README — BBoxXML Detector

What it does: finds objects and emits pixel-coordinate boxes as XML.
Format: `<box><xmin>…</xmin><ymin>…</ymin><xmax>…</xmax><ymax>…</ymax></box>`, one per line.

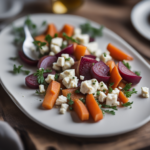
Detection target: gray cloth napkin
<box><xmin>0</xmin><ymin>121</ymin><xmax>24</xmax><ymax>150</ymax></box>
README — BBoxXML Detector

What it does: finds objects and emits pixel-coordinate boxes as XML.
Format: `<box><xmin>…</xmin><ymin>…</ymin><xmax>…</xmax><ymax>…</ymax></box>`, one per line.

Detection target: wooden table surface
<box><xmin>0</xmin><ymin>0</ymin><xmax>150</xmax><ymax>150</ymax></box>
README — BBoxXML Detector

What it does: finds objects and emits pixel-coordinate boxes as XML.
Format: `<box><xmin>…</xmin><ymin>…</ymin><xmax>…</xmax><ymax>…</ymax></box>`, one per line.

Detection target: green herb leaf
<box><xmin>75</xmin><ymin>89</ymin><xmax>80</xmax><ymax>93</ymax></box>
<box><xmin>122</xmin><ymin>60</ymin><xmax>131</xmax><ymax>70</ymax></box>
<box><xmin>102</xmin><ymin>104</ymin><xmax>118</xmax><ymax>110</ymax></box>
<box><xmin>55</xmin><ymin>73</ymin><xmax>59</xmax><ymax>81</ymax></box>
<box><xmin>34</xmin><ymin>68</ymin><xmax>45</xmax><ymax>84</ymax></box>
<box><xmin>67</xmin><ymin>93</ymin><xmax>74</xmax><ymax>105</ymax></box>
<box><xmin>13</xmin><ymin>64</ymin><xmax>30</xmax><ymax>75</ymax></box>
<box><xmin>10</xmin><ymin>57</ymin><xmax>18</xmax><ymax>61</ymax></box>
<box><xmin>42</xmin><ymin>21</ymin><xmax>47</xmax><ymax>26</ymax></box>
<box><xmin>96</xmin><ymin>91</ymin><xmax>100</xmax><ymax>96</ymax></box>
<box><xmin>103</xmin><ymin>109</ymin><xmax>115</xmax><ymax>115</ymax></box>
<box><xmin>62</xmin><ymin>32</ymin><xmax>79</xmax><ymax>44</ymax></box>
<box><xmin>45</xmin><ymin>69</ymin><xmax>52</xmax><ymax>73</ymax></box>
<box><xmin>54</xmin><ymin>33</ymin><xmax>58</xmax><ymax>37</ymax></box>
<box><xmin>135</xmin><ymin>71</ymin><xmax>141</xmax><ymax>76</ymax></box>
<box><xmin>122</xmin><ymin>101</ymin><xmax>133</xmax><ymax>108</ymax></box>
<box><xmin>122</xmin><ymin>83</ymin><xmax>132</xmax><ymax>91</ymax></box>
<box><xmin>124</xmin><ymin>88</ymin><xmax>137</xmax><ymax>98</ymax></box>
<box><xmin>79</xmin><ymin>98</ymin><xmax>85</xmax><ymax>104</ymax></box>
<box><xmin>104</xmin><ymin>53</ymin><xmax>106</xmax><ymax>57</ymax></box>
<box><xmin>108</xmin><ymin>82</ymin><xmax>114</xmax><ymax>93</ymax></box>
<box><xmin>35</xmin><ymin>90</ymin><xmax>45</xmax><ymax>95</ymax></box>
<box><xmin>45</xmin><ymin>34</ymin><xmax>52</xmax><ymax>44</ymax></box>
<box><xmin>65</xmin><ymin>57</ymin><xmax>70</xmax><ymax>61</ymax></box>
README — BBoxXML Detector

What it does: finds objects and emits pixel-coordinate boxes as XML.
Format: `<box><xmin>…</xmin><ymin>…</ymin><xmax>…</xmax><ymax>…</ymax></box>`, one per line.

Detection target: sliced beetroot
<box><xmin>89</xmin><ymin>37</ymin><xmax>95</xmax><ymax>42</ymax></box>
<box><xmin>79</xmin><ymin>57</ymin><xmax>98</xmax><ymax>80</ymax></box>
<box><xmin>55</xmin><ymin>44</ymin><xmax>74</xmax><ymax>57</ymax></box>
<box><xmin>91</xmin><ymin>61</ymin><xmax>110</xmax><ymax>83</ymax></box>
<box><xmin>25</xmin><ymin>71</ymin><xmax>56</xmax><ymax>89</ymax></box>
<box><xmin>19</xmin><ymin>50</ymin><xmax>38</xmax><ymax>66</ymax></box>
<box><xmin>118</xmin><ymin>61</ymin><xmax>142</xmax><ymax>85</ymax></box>
<box><xmin>37</xmin><ymin>55</ymin><xmax>57</xmax><ymax>69</ymax></box>
<box><xmin>84</xmin><ymin>55</ymin><xmax>96</xmax><ymax>59</ymax></box>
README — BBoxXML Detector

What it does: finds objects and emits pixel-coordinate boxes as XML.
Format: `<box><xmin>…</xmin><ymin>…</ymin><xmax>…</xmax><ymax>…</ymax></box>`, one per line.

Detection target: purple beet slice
<box><xmin>79</xmin><ymin>57</ymin><xmax>98</xmax><ymax>80</ymax></box>
<box><xmin>89</xmin><ymin>37</ymin><xmax>95</xmax><ymax>42</ymax></box>
<box><xmin>19</xmin><ymin>50</ymin><xmax>38</xmax><ymax>66</ymax></box>
<box><xmin>118</xmin><ymin>61</ymin><xmax>142</xmax><ymax>85</ymax></box>
<box><xmin>25</xmin><ymin>71</ymin><xmax>56</xmax><ymax>89</ymax></box>
<box><xmin>84</xmin><ymin>55</ymin><xmax>96</xmax><ymax>59</ymax></box>
<box><xmin>91</xmin><ymin>61</ymin><xmax>110</xmax><ymax>83</ymax></box>
<box><xmin>37</xmin><ymin>55</ymin><xmax>57</xmax><ymax>69</ymax></box>
<box><xmin>55</xmin><ymin>44</ymin><xmax>74</xmax><ymax>57</ymax></box>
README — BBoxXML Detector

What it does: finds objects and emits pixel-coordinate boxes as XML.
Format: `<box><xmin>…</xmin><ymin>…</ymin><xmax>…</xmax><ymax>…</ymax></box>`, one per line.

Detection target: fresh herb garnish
<box><xmin>103</xmin><ymin>110</ymin><xmax>115</xmax><ymax>115</ymax></box>
<box><xmin>54</xmin><ymin>33</ymin><xmax>58</xmax><ymax>37</ymax></box>
<box><xmin>34</xmin><ymin>68</ymin><xmax>45</xmax><ymax>84</ymax></box>
<box><xmin>135</xmin><ymin>71</ymin><xmax>141</xmax><ymax>76</ymax></box>
<box><xmin>108</xmin><ymin>82</ymin><xmax>114</xmax><ymax>93</ymax></box>
<box><xmin>104</xmin><ymin>53</ymin><xmax>106</xmax><ymax>57</ymax></box>
<box><xmin>10</xmin><ymin>57</ymin><xmax>18</xmax><ymax>61</ymax></box>
<box><xmin>55</xmin><ymin>73</ymin><xmax>59</xmax><ymax>81</ymax></box>
<box><xmin>24</xmin><ymin>16</ymin><xmax>36</xmax><ymax>29</ymax></box>
<box><xmin>62</xmin><ymin>32</ymin><xmax>79</xmax><ymax>44</ymax></box>
<box><xmin>80</xmin><ymin>22</ymin><xmax>104</xmax><ymax>38</ymax></box>
<box><xmin>67</xmin><ymin>93</ymin><xmax>74</xmax><ymax>110</ymax></box>
<box><xmin>122</xmin><ymin>60</ymin><xmax>131</xmax><ymax>70</ymax></box>
<box><xmin>102</xmin><ymin>104</ymin><xmax>118</xmax><ymax>110</ymax></box>
<box><xmin>79</xmin><ymin>98</ymin><xmax>85</xmax><ymax>104</ymax></box>
<box><xmin>45</xmin><ymin>69</ymin><xmax>52</xmax><ymax>73</ymax></box>
<box><xmin>41</xmin><ymin>21</ymin><xmax>47</xmax><ymax>26</ymax></box>
<box><xmin>122</xmin><ymin>83</ymin><xmax>132</xmax><ymax>91</ymax></box>
<box><xmin>45</xmin><ymin>34</ymin><xmax>52</xmax><ymax>45</ymax></box>
<box><xmin>75</xmin><ymin>89</ymin><xmax>80</xmax><ymax>93</ymax></box>
<box><xmin>65</xmin><ymin>57</ymin><xmax>70</xmax><ymax>61</ymax></box>
<box><xmin>92</xmin><ymin>82</ymin><xmax>95</xmax><ymax>85</ymax></box>
<box><xmin>103</xmin><ymin>89</ymin><xmax>106</xmax><ymax>92</ymax></box>
<box><xmin>122</xmin><ymin>101</ymin><xmax>133</xmax><ymax>108</ymax></box>
<box><xmin>35</xmin><ymin>90</ymin><xmax>45</xmax><ymax>95</ymax></box>
<box><xmin>97</xmin><ymin>91</ymin><xmax>100</xmax><ymax>96</ymax></box>
<box><xmin>13</xmin><ymin>64</ymin><xmax>30</xmax><ymax>75</ymax></box>
<box><xmin>33</xmin><ymin>40</ymin><xmax>47</xmax><ymax>50</ymax></box>
<box><xmin>61</xmin><ymin>42</ymin><xmax>67</xmax><ymax>49</ymax></box>
<box><xmin>124</xmin><ymin>88</ymin><xmax>137</xmax><ymax>98</ymax></box>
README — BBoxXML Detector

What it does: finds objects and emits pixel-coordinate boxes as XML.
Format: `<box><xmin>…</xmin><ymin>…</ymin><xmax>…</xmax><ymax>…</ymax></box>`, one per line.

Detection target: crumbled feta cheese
<box><xmin>45</xmin><ymin>74</ymin><xmax>55</xmax><ymax>83</ymax></box>
<box><xmin>84</xmin><ymin>42</ymin><xmax>98</xmax><ymax>53</ymax></box>
<box><xmin>61</xmin><ymin>53</ymin><xmax>69</xmax><ymax>59</ymax></box>
<box><xmin>75</xmin><ymin>34</ymin><xmax>89</xmax><ymax>44</ymax></box>
<box><xmin>40</xmin><ymin>45</ymin><xmax>49</xmax><ymax>55</ymax></box>
<box><xmin>100</xmin><ymin>52</ymin><xmax>112</xmax><ymax>63</ymax></box>
<box><xmin>49</xmin><ymin>51</ymin><xmax>55</xmax><ymax>56</ymax></box>
<box><xmin>51</xmin><ymin>44</ymin><xmax>61</xmax><ymax>54</ymax></box>
<box><xmin>98</xmin><ymin>91</ymin><xmax>107</xmax><ymax>103</ymax></box>
<box><xmin>141</xmin><ymin>87</ymin><xmax>149</xmax><ymax>98</ymax></box>
<box><xmin>118</xmin><ymin>86</ymin><xmax>122</xmax><ymax>90</ymax></box>
<box><xmin>112</xmin><ymin>88</ymin><xmax>120</xmax><ymax>96</ymax></box>
<box><xmin>53</xmin><ymin>62</ymin><xmax>61</xmax><ymax>71</ymax></box>
<box><xmin>69</xmin><ymin>57</ymin><xmax>75</xmax><ymax>65</ymax></box>
<box><xmin>51</xmin><ymin>37</ymin><xmax>63</xmax><ymax>47</ymax></box>
<box><xmin>98</xmin><ymin>81</ymin><xmax>108</xmax><ymax>91</ymax></box>
<box><xmin>56</xmin><ymin>57</ymin><xmax>65</xmax><ymax>67</ymax></box>
<box><xmin>80</xmin><ymin>75</ymin><xmax>84</xmax><ymax>80</ymax></box>
<box><xmin>59</xmin><ymin>69</ymin><xmax>75</xmax><ymax>80</ymax></box>
<box><xmin>74</xmin><ymin>28</ymin><xmax>81</xmax><ymax>35</ymax></box>
<box><xmin>30</xmin><ymin>45</ymin><xmax>36</xmax><ymax>51</ymax></box>
<box><xmin>39</xmin><ymin>84</ymin><xmax>45</xmax><ymax>93</ymax></box>
<box><xmin>96</xmin><ymin>57</ymin><xmax>100</xmax><ymax>61</ymax></box>
<box><xmin>94</xmin><ymin>49</ymin><xmax>102</xmax><ymax>57</ymax></box>
<box><xmin>63</xmin><ymin>40</ymin><xmax>67</xmax><ymax>45</ymax></box>
<box><xmin>62</xmin><ymin>76</ymin><xmax>78</xmax><ymax>88</ymax></box>
<box><xmin>60</xmin><ymin>103</ymin><xmax>69</xmax><ymax>114</ymax></box>
<box><xmin>80</xmin><ymin>79</ymin><xmax>99</xmax><ymax>94</ymax></box>
<box><xmin>106</xmin><ymin>94</ymin><xmax>119</xmax><ymax>106</ymax></box>
<box><xmin>62</xmin><ymin>62</ymin><xmax>72</xmax><ymax>71</ymax></box>
<box><xmin>55</xmin><ymin>95</ymin><xmax>67</xmax><ymax>105</ymax></box>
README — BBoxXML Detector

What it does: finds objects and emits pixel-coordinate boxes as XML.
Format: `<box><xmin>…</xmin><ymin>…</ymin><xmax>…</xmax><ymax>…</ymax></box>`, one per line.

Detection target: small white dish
<box><xmin>131</xmin><ymin>0</ymin><xmax>150</xmax><ymax>40</ymax></box>
<box><xmin>0</xmin><ymin>14</ymin><xmax>150</xmax><ymax>138</ymax></box>
<box><xmin>0</xmin><ymin>0</ymin><xmax>23</xmax><ymax>20</ymax></box>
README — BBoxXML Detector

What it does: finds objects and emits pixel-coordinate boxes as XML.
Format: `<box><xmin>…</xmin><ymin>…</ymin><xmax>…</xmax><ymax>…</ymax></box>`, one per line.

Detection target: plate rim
<box><xmin>0</xmin><ymin>13</ymin><xmax>150</xmax><ymax>138</ymax></box>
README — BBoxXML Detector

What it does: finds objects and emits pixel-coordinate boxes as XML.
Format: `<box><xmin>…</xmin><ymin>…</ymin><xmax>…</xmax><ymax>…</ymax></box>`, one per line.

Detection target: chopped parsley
<box><xmin>80</xmin><ymin>22</ymin><xmax>104</xmax><ymax>38</ymax></box>
<box><xmin>122</xmin><ymin>60</ymin><xmax>131</xmax><ymax>70</ymax></box>
<box><xmin>54</xmin><ymin>33</ymin><xmax>58</xmax><ymax>37</ymax></box>
<box><xmin>13</xmin><ymin>64</ymin><xmax>30</xmax><ymax>75</ymax></box>
<box><xmin>75</xmin><ymin>89</ymin><xmax>80</xmax><ymax>93</ymax></box>
<box><xmin>41</xmin><ymin>21</ymin><xmax>47</xmax><ymax>26</ymax></box>
<box><xmin>65</xmin><ymin>57</ymin><xmax>70</xmax><ymax>61</ymax></box>
<box><xmin>55</xmin><ymin>73</ymin><xmax>59</xmax><ymax>81</ymax></box>
<box><xmin>79</xmin><ymin>98</ymin><xmax>85</xmax><ymax>104</ymax></box>
<box><xmin>10</xmin><ymin>57</ymin><xmax>18</xmax><ymax>61</ymax></box>
<box><xmin>62</xmin><ymin>32</ymin><xmax>79</xmax><ymax>44</ymax></box>
<box><xmin>135</xmin><ymin>71</ymin><xmax>141</xmax><ymax>76</ymax></box>
<box><xmin>102</xmin><ymin>104</ymin><xmax>118</xmax><ymax>110</ymax></box>
<box><xmin>104</xmin><ymin>53</ymin><xmax>106</xmax><ymax>57</ymax></box>
<box><xmin>45</xmin><ymin>34</ymin><xmax>52</xmax><ymax>45</ymax></box>
<box><xmin>123</xmin><ymin>83</ymin><xmax>132</xmax><ymax>91</ymax></box>
<box><xmin>92</xmin><ymin>82</ymin><xmax>95</xmax><ymax>85</ymax></box>
<box><xmin>35</xmin><ymin>90</ymin><xmax>45</xmax><ymax>95</ymax></box>
<box><xmin>97</xmin><ymin>91</ymin><xmax>100</xmax><ymax>96</ymax></box>
<box><xmin>33</xmin><ymin>40</ymin><xmax>47</xmax><ymax>49</ymax></box>
<box><xmin>108</xmin><ymin>82</ymin><xmax>114</xmax><ymax>93</ymax></box>
<box><xmin>103</xmin><ymin>110</ymin><xmax>115</xmax><ymax>115</ymax></box>
<box><xmin>122</xmin><ymin>101</ymin><xmax>133</xmax><ymax>108</ymax></box>
<box><xmin>67</xmin><ymin>93</ymin><xmax>74</xmax><ymax>110</ymax></box>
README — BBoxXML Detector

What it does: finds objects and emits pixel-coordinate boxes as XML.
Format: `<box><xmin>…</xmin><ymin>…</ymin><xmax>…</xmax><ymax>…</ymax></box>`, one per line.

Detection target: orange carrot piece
<box><xmin>74</xmin><ymin>99</ymin><xmax>89</xmax><ymax>121</ymax></box>
<box><xmin>107</xmin><ymin>43</ymin><xmax>133</xmax><ymax>61</ymax></box>
<box><xmin>74</xmin><ymin>45</ymin><xmax>87</xmax><ymax>60</ymax></box>
<box><xmin>42</xmin><ymin>81</ymin><xmax>61</xmax><ymax>109</ymax></box>
<box><xmin>45</xmin><ymin>24</ymin><xmax>57</xmax><ymax>37</ymax></box>
<box><xmin>59</xmin><ymin>24</ymin><xmax>74</xmax><ymax>37</ymax></box>
<box><xmin>118</xmin><ymin>81</ymin><xmax>126</xmax><ymax>89</ymax></box>
<box><xmin>62</xmin><ymin>88</ymin><xmax>85</xmax><ymax>101</ymax></box>
<box><xmin>106</xmin><ymin>60</ymin><xmax>115</xmax><ymax>73</ymax></box>
<box><xmin>86</xmin><ymin>94</ymin><xmax>103</xmax><ymax>122</ymax></box>
<box><xmin>119</xmin><ymin>91</ymin><xmax>129</xmax><ymax>103</ymax></box>
<box><xmin>109</xmin><ymin>66</ymin><xmax>122</xmax><ymax>89</ymax></box>
<box><xmin>34</xmin><ymin>35</ymin><xmax>47</xmax><ymax>44</ymax></box>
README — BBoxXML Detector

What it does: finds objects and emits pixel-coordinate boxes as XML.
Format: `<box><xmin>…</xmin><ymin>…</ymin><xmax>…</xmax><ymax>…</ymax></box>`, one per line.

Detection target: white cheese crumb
<box><xmin>74</xmin><ymin>28</ymin><xmax>81</xmax><ymax>35</ymax></box>
<box><xmin>80</xmin><ymin>79</ymin><xmax>99</xmax><ymax>94</ymax></box>
<box><xmin>98</xmin><ymin>91</ymin><xmax>107</xmax><ymax>103</ymax></box>
<box><xmin>80</xmin><ymin>75</ymin><xmax>84</xmax><ymax>80</ymax></box>
<box><xmin>106</xmin><ymin>94</ymin><xmax>119</xmax><ymax>106</ymax></box>
<box><xmin>98</xmin><ymin>81</ymin><xmax>108</xmax><ymax>91</ymax></box>
<box><xmin>75</xmin><ymin>34</ymin><xmax>89</xmax><ymax>44</ymax></box>
<box><xmin>100</xmin><ymin>52</ymin><xmax>112</xmax><ymax>63</ymax></box>
<box><xmin>51</xmin><ymin>44</ymin><xmax>61</xmax><ymax>54</ymax></box>
<box><xmin>45</xmin><ymin>74</ymin><xmax>55</xmax><ymax>84</ymax></box>
<box><xmin>40</xmin><ymin>45</ymin><xmax>49</xmax><ymax>55</ymax></box>
<box><xmin>62</xmin><ymin>62</ymin><xmax>72</xmax><ymax>71</ymax></box>
<box><xmin>118</xmin><ymin>86</ymin><xmax>122</xmax><ymax>90</ymax></box>
<box><xmin>39</xmin><ymin>84</ymin><xmax>45</xmax><ymax>93</ymax></box>
<box><xmin>60</xmin><ymin>103</ymin><xmax>69</xmax><ymax>114</ymax></box>
<box><xmin>56</xmin><ymin>57</ymin><xmax>65</xmax><ymax>67</ymax></box>
<box><xmin>49</xmin><ymin>51</ymin><xmax>55</xmax><ymax>56</ymax></box>
<box><xmin>61</xmin><ymin>53</ymin><xmax>69</xmax><ymax>59</ymax></box>
<box><xmin>112</xmin><ymin>88</ymin><xmax>120</xmax><ymax>96</ymax></box>
<box><xmin>53</xmin><ymin>62</ymin><xmax>61</xmax><ymax>71</ymax></box>
<box><xmin>96</xmin><ymin>57</ymin><xmax>100</xmax><ymax>61</ymax></box>
<box><xmin>141</xmin><ymin>87</ymin><xmax>149</xmax><ymax>98</ymax></box>
<box><xmin>55</xmin><ymin>95</ymin><xmax>67</xmax><ymax>105</ymax></box>
<box><xmin>59</xmin><ymin>69</ymin><xmax>75</xmax><ymax>80</ymax></box>
<box><xmin>51</xmin><ymin>37</ymin><xmax>63</xmax><ymax>47</ymax></box>
<box><xmin>84</xmin><ymin>42</ymin><xmax>98</xmax><ymax>53</ymax></box>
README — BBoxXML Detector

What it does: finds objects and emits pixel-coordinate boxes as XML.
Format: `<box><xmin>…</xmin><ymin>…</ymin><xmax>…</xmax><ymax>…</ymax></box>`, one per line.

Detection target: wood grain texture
<box><xmin>0</xmin><ymin>0</ymin><xmax>150</xmax><ymax>150</ymax></box>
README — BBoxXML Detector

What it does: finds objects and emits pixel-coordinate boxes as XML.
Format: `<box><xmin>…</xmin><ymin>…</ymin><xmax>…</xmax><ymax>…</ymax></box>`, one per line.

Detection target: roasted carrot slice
<box><xmin>118</xmin><ymin>81</ymin><xmax>126</xmax><ymax>89</ymax></box>
<box><xmin>109</xmin><ymin>66</ymin><xmax>122</xmax><ymax>89</ymax></box>
<box><xmin>62</xmin><ymin>88</ymin><xmax>85</xmax><ymax>101</ymax></box>
<box><xmin>74</xmin><ymin>45</ymin><xmax>87</xmax><ymax>60</ymax></box>
<box><xmin>45</xmin><ymin>24</ymin><xmax>57</xmax><ymax>37</ymax></box>
<box><xmin>42</xmin><ymin>81</ymin><xmax>61</xmax><ymax>109</ymax></box>
<box><xmin>106</xmin><ymin>60</ymin><xmax>115</xmax><ymax>73</ymax></box>
<box><xmin>107</xmin><ymin>43</ymin><xmax>133</xmax><ymax>61</ymax></box>
<box><xmin>34</xmin><ymin>35</ymin><xmax>47</xmax><ymax>44</ymax></box>
<box><xmin>59</xmin><ymin>24</ymin><xmax>74</xmax><ymax>37</ymax></box>
<box><xmin>86</xmin><ymin>94</ymin><xmax>103</xmax><ymax>122</ymax></box>
<box><xmin>119</xmin><ymin>91</ymin><xmax>129</xmax><ymax>103</ymax></box>
<box><xmin>74</xmin><ymin>99</ymin><xmax>89</xmax><ymax>121</ymax></box>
